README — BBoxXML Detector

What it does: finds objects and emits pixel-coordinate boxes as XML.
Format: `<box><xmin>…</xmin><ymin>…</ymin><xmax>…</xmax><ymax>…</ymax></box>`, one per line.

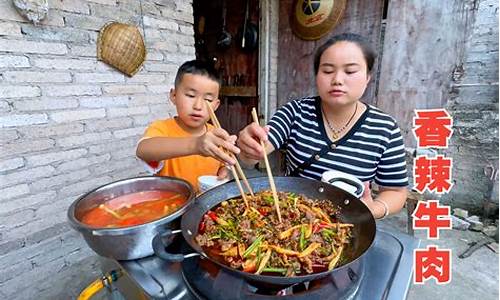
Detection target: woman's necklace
<box><xmin>322</xmin><ymin>102</ymin><xmax>358</xmax><ymax>140</ymax></box>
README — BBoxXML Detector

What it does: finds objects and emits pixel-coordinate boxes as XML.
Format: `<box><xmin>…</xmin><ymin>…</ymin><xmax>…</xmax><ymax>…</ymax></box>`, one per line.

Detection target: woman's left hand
<box><xmin>360</xmin><ymin>182</ymin><xmax>407</xmax><ymax>219</ymax></box>
<box><xmin>360</xmin><ymin>181</ymin><xmax>385</xmax><ymax>218</ymax></box>
<box><xmin>360</xmin><ymin>181</ymin><xmax>376</xmax><ymax>211</ymax></box>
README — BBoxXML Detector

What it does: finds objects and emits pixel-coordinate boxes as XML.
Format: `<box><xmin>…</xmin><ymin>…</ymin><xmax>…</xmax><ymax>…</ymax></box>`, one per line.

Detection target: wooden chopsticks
<box><xmin>234</xmin><ymin>160</ymin><xmax>255</xmax><ymax>198</ymax></box>
<box><xmin>205</xmin><ymin>101</ymin><xmax>254</xmax><ymax>208</ymax></box>
<box><xmin>251</xmin><ymin>108</ymin><xmax>282</xmax><ymax>223</ymax></box>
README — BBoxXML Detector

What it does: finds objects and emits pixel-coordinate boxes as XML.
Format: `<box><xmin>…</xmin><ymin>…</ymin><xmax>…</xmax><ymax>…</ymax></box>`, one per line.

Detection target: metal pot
<box><xmin>153</xmin><ymin>176</ymin><xmax>376</xmax><ymax>287</ymax></box>
<box><xmin>68</xmin><ymin>176</ymin><xmax>195</xmax><ymax>260</ymax></box>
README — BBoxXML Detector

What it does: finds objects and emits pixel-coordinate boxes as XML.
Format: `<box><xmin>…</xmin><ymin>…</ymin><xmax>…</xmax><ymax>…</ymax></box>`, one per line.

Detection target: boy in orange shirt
<box><xmin>136</xmin><ymin>60</ymin><xmax>240</xmax><ymax>191</ymax></box>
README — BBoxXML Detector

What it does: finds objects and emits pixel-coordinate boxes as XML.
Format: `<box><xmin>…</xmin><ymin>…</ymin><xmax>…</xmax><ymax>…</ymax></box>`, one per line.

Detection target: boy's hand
<box><xmin>196</xmin><ymin>128</ymin><xmax>240</xmax><ymax>165</ymax></box>
<box><xmin>217</xmin><ymin>166</ymin><xmax>230</xmax><ymax>179</ymax></box>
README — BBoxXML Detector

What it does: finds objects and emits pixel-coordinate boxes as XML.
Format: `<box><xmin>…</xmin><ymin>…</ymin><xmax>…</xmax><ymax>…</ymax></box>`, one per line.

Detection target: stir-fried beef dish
<box><xmin>195</xmin><ymin>190</ymin><xmax>353</xmax><ymax>276</ymax></box>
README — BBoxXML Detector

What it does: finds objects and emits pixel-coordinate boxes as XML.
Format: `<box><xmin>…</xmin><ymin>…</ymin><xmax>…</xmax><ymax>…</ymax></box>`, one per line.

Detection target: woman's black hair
<box><xmin>313</xmin><ymin>33</ymin><xmax>377</xmax><ymax>75</ymax></box>
<box><xmin>174</xmin><ymin>60</ymin><xmax>221</xmax><ymax>87</ymax></box>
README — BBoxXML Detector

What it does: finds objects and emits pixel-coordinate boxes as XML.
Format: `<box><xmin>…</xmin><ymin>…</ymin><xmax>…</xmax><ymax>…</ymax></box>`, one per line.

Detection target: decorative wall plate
<box><xmin>290</xmin><ymin>0</ymin><xmax>346</xmax><ymax>41</ymax></box>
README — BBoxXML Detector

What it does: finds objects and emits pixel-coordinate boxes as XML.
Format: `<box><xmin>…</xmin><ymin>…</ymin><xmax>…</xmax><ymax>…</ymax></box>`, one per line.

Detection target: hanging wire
<box><xmin>138</xmin><ymin>0</ymin><xmax>147</xmax><ymax>46</ymax></box>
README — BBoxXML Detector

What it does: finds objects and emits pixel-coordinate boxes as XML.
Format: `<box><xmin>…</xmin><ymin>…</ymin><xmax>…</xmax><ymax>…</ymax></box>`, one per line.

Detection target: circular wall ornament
<box><xmin>290</xmin><ymin>0</ymin><xmax>346</xmax><ymax>41</ymax></box>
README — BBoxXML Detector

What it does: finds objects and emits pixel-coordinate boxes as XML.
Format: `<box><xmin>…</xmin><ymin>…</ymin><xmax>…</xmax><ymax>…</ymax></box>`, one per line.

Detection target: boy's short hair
<box><xmin>174</xmin><ymin>60</ymin><xmax>221</xmax><ymax>88</ymax></box>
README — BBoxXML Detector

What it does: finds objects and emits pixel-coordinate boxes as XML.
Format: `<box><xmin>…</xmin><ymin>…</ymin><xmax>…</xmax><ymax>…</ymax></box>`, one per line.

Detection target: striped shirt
<box><xmin>267</xmin><ymin>96</ymin><xmax>408</xmax><ymax>187</ymax></box>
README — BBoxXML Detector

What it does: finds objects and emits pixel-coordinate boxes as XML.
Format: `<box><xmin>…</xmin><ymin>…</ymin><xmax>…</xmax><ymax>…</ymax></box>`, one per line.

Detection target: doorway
<box><xmin>193</xmin><ymin>0</ymin><xmax>260</xmax><ymax>135</ymax></box>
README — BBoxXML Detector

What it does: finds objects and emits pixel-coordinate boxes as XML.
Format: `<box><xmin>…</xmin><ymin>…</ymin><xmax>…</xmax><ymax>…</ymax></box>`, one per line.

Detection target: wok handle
<box><xmin>327</xmin><ymin>177</ymin><xmax>364</xmax><ymax>198</ymax></box>
<box><xmin>152</xmin><ymin>229</ymin><xmax>200</xmax><ymax>262</ymax></box>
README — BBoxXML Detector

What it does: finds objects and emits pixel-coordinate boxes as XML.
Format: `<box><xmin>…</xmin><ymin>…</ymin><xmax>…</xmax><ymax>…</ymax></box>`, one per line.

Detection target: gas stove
<box><xmin>99</xmin><ymin>227</ymin><xmax>419</xmax><ymax>300</ymax></box>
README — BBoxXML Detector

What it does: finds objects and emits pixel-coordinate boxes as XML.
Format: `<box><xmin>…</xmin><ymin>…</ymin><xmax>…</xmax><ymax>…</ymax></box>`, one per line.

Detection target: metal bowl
<box><xmin>67</xmin><ymin>176</ymin><xmax>195</xmax><ymax>260</ymax></box>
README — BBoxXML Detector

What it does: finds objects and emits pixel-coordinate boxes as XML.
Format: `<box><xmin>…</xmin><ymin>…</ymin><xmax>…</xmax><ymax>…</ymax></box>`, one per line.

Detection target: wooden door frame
<box><xmin>258</xmin><ymin>0</ymin><xmax>275</xmax><ymax>123</ymax></box>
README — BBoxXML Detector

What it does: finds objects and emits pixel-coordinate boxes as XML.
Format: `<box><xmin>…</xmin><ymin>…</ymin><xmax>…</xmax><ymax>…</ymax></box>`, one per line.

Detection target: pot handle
<box><xmin>92</xmin><ymin>228</ymin><xmax>131</xmax><ymax>236</ymax></box>
<box><xmin>327</xmin><ymin>177</ymin><xmax>364</xmax><ymax>198</ymax></box>
<box><xmin>152</xmin><ymin>229</ymin><xmax>200</xmax><ymax>262</ymax></box>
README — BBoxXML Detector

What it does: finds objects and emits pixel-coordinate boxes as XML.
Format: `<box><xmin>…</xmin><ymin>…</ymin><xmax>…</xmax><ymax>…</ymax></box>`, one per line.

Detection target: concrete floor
<box><xmin>380</xmin><ymin>209</ymin><xmax>499</xmax><ymax>300</ymax></box>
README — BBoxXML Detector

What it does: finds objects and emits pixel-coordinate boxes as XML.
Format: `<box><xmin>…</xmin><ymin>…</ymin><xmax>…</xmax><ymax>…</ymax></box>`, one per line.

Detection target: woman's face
<box><xmin>315</xmin><ymin>41</ymin><xmax>371</xmax><ymax>107</ymax></box>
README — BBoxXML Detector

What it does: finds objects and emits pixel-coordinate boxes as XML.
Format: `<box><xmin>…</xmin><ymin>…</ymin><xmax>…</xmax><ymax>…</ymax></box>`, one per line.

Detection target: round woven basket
<box><xmin>97</xmin><ymin>22</ymin><xmax>146</xmax><ymax>77</ymax></box>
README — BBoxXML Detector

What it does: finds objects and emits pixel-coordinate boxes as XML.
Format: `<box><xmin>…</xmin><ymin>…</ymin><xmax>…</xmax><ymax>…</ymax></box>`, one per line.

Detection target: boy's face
<box><xmin>170</xmin><ymin>74</ymin><xmax>220</xmax><ymax>132</ymax></box>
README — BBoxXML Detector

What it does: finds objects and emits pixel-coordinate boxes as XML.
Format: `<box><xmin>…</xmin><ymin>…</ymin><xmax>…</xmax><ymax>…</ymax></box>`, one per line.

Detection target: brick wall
<box><xmin>0</xmin><ymin>0</ymin><xmax>195</xmax><ymax>298</ymax></box>
<box><xmin>443</xmin><ymin>0</ymin><xmax>499</xmax><ymax>211</ymax></box>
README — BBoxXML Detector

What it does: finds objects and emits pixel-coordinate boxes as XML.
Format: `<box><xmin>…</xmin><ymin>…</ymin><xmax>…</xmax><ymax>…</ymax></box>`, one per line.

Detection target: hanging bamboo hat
<box><xmin>290</xmin><ymin>0</ymin><xmax>346</xmax><ymax>41</ymax></box>
<box><xmin>97</xmin><ymin>22</ymin><xmax>146</xmax><ymax>77</ymax></box>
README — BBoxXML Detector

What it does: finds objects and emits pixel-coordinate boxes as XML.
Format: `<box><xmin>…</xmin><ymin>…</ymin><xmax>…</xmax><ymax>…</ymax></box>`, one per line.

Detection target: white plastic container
<box><xmin>198</xmin><ymin>175</ymin><xmax>229</xmax><ymax>194</ymax></box>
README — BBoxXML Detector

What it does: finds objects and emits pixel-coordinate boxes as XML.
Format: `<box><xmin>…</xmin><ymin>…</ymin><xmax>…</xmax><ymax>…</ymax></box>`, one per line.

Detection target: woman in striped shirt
<box><xmin>237</xmin><ymin>33</ymin><xmax>408</xmax><ymax>219</ymax></box>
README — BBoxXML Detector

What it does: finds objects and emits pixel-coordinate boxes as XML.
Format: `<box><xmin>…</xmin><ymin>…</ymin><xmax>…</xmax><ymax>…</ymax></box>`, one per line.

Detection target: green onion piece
<box><xmin>323</xmin><ymin>228</ymin><xmax>334</xmax><ymax>235</ymax></box>
<box><xmin>256</xmin><ymin>246</ymin><xmax>262</xmax><ymax>266</ymax></box>
<box><xmin>219</xmin><ymin>227</ymin><xmax>238</xmax><ymax>241</ymax></box>
<box><xmin>243</xmin><ymin>236</ymin><xmax>263</xmax><ymax>258</ymax></box>
<box><xmin>263</xmin><ymin>195</ymin><xmax>274</xmax><ymax>205</ymax></box>
<box><xmin>322</xmin><ymin>228</ymin><xmax>334</xmax><ymax>242</ymax></box>
<box><xmin>208</xmin><ymin>234</ymin><xmax>221</xmax><ymax>240</ymax></box>
<box><xmin>299</xmin><ymin>225</ymin><xmax>307</xmax><ymax>251</ymax></box>
<box><xmin>261</xmin><ymin>267</ymin><xmax>287</xmax><ymax>275</ymax></box>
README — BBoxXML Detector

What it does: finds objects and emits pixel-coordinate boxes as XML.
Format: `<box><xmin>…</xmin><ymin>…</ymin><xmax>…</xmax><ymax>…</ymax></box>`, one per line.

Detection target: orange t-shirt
<box><xmin>142</xmin><ymin>118</ymin><xmax>223</xmax><ymax>192</ymax></box>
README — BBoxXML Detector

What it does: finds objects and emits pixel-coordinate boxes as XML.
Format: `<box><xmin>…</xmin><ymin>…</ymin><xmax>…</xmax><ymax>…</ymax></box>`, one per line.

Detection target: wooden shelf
<box><xmin>220</xmin><ymin>86</ymin><xmax>256</xmax><ymax>97</ymax></box>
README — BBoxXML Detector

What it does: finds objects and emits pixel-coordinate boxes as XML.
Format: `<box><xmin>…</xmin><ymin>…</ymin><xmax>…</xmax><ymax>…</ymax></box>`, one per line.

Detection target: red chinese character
<box><xmin>414</xmin><ymin>156</ymin><xmax>431</xmax><ymax>193</ymax></box>
<box><xmin>413</xmin><ymin>109</ymin><xmax>453</xmax><ymax>148</ymax></box>
<box><xmin>412</xmin><ymin>200</ymin><xmax>451</xmax><ymax>239</ymax></box>
<box><xmin>414</xmin><ymin>245</ymin><xmax>452</xmax><ymax>284</ymax></box>
<box><xmin>413</xmin><ymin>155</ymin><xmax>453</xmax><ymax>194</ymax></box>
<box><xmin>429</xmin><ymin>156</ymin><xmax>453</xmax><ymax>193</ymax></box>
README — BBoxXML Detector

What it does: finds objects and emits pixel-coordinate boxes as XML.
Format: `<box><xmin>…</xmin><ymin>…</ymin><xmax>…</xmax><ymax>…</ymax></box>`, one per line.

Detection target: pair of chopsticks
<box><xmin>205</xmin><ymin>101</ymin><xmax>254</xmax><ymax>209</ymax></box>
<box><xmin>251</xmin><ymin>108</ymin><xmax>282</xmax><ymax>223</ymax></box>
<box><xmin>205</xmin><ymin>102</ymin><xmax>282</xmax><ymax>223</ymax></box>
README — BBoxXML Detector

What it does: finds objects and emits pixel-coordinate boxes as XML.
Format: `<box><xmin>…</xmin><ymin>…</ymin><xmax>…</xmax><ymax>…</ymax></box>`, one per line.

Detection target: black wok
<box><xmin>152</xmin><ymin>176</ymin><xmax>376</xmax><ymax>287</ymax></box>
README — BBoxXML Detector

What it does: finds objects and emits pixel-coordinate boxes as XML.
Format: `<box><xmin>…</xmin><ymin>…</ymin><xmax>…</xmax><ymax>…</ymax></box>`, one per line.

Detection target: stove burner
<box><xmin>99</xmin><ymin>228</ymin><xmax>420</xmax><ymax>300</ymax></box>
<box><xmin>182</xmin><ymin>253</ymin><xmax>363</xmax><ymax>300</ymax></box>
